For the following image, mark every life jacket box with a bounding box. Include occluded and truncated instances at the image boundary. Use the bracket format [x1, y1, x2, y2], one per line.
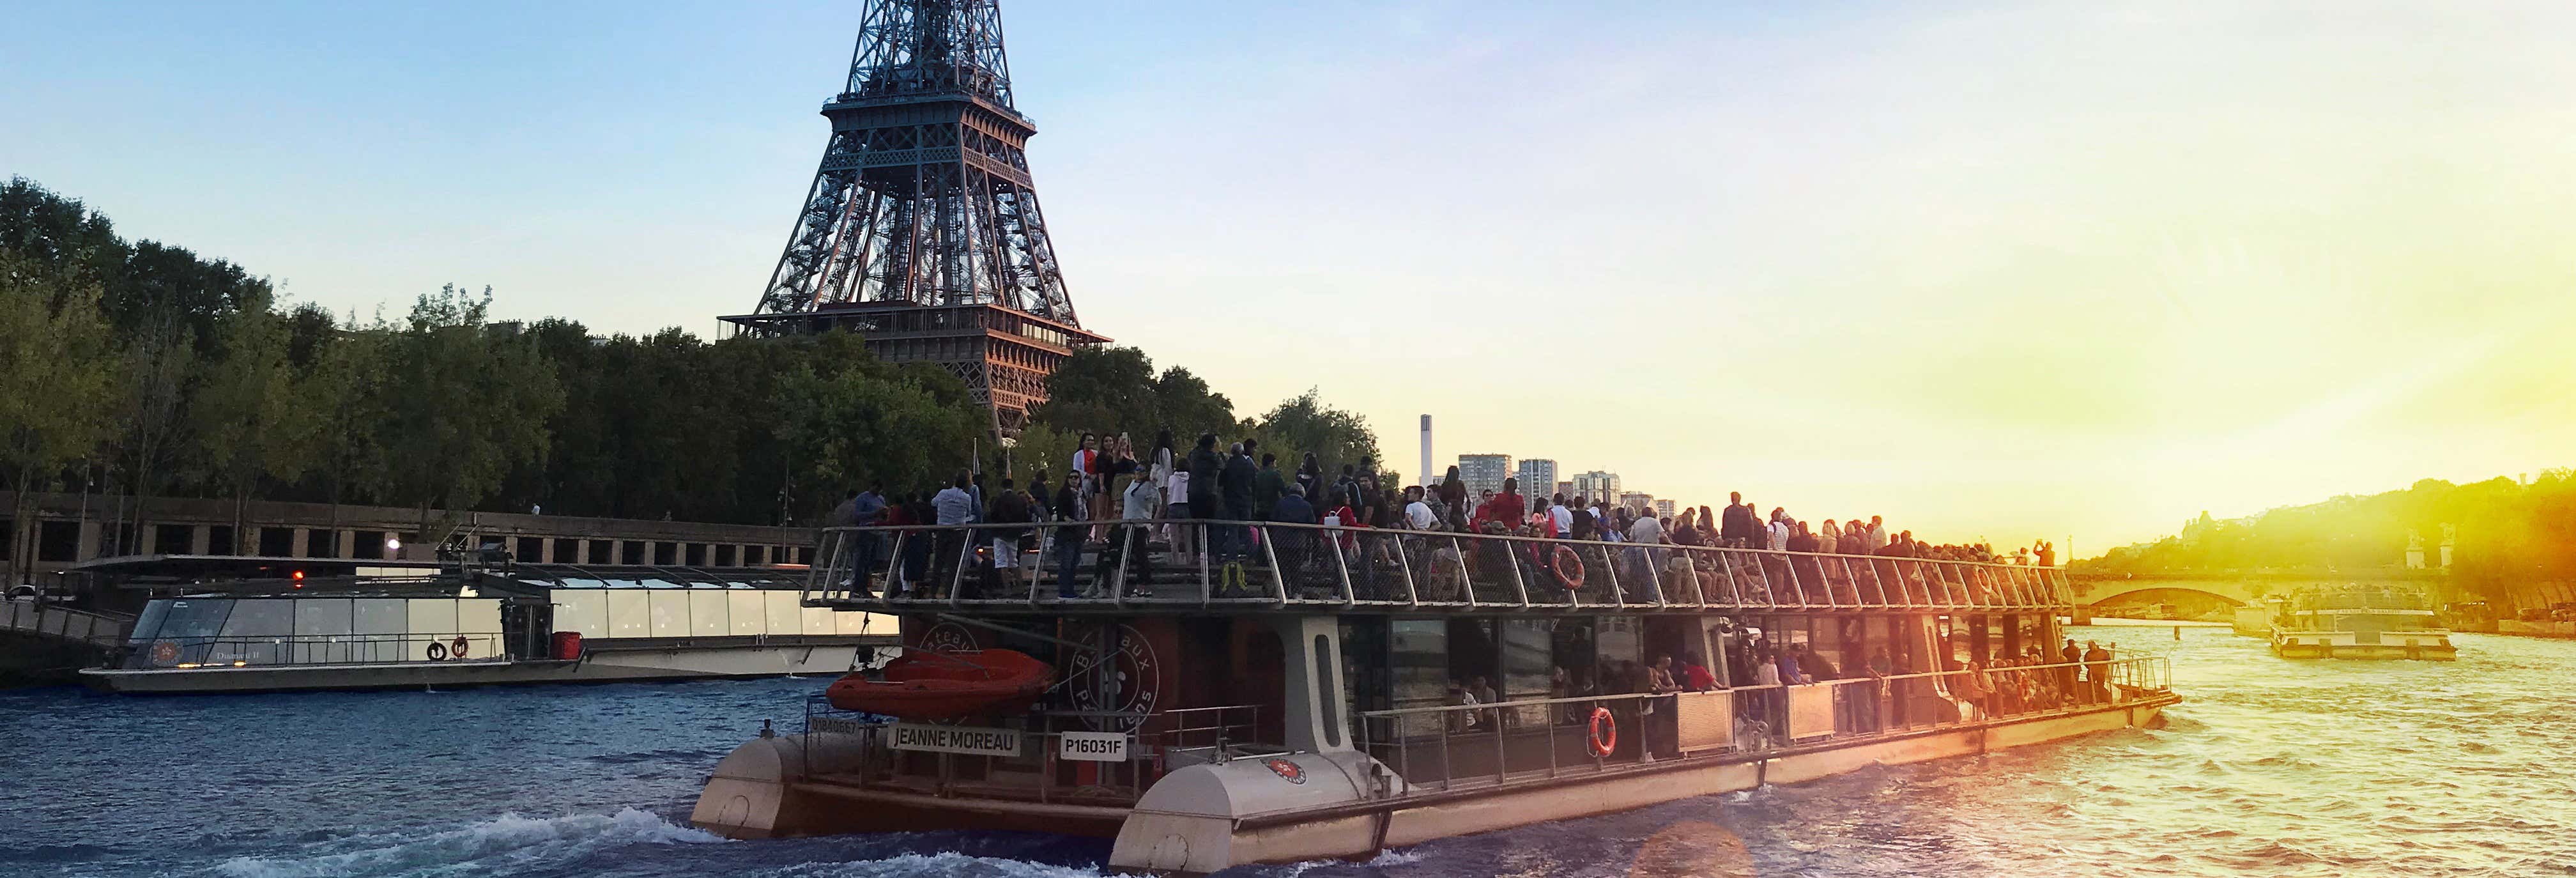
[552, 631, 584, 661]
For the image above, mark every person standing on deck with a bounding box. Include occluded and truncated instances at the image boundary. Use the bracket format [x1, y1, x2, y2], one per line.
[1752, 649, 1786, 741]
[1547, 495, 1574, 539]
[1254, 454, 1285, 526]
[1096, 474, 1160, 597]
[2084, 640, 2113, 702]
[1220, 442, 1259, 581]
[1490, 478, 1527, 532]
[981, 477, 1032, 596]
[2060, 638, 2085, 704]
[1052, 472, 1087, 597]
[929, 473, 976, 597]
[1721, 493, 1758, 548]
[1185, 435, 1224, 564]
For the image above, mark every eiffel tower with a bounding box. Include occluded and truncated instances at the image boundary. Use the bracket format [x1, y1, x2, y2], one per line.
[723, 0, 1106, 436]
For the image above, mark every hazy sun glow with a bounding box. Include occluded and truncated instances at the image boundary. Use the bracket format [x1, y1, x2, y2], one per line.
[6, 1, 2573, 551]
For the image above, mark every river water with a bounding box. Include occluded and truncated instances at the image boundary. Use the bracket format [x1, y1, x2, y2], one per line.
[4, 626, 2570, 878]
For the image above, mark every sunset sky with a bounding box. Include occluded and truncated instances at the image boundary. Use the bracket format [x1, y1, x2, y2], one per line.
[8, 1, 2573, 553]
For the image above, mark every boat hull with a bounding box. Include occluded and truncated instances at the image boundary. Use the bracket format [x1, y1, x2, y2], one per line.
[694, 694, 2177, 874]
[79, 643, 874, 693]
[2271, 631, 2456, 661]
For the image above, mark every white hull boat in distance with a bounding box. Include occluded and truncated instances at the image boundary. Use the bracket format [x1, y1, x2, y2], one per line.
[691, 518, 2182, 874]
[2267, 583, 2457, 661]
[63, 553, 898, 695]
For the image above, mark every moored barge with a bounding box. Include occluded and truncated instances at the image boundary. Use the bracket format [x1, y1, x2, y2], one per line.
[67, 551, 897, 693]
[692, 518, 2178, 873]
[2269, 583, 2457, 660]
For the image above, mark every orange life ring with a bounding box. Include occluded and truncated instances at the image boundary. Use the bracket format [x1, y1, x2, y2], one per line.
[149, 640, 181, 666]
[450, 636, 470, 659]
[1587, 705, 1617, 757]
[1552, 544, 1586, 590]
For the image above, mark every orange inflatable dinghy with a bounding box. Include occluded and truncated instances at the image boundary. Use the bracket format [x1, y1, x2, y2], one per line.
[824, 649, 1054, 720]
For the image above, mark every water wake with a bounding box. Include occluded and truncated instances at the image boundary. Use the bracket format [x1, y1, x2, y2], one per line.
[212, 808, 722, 878]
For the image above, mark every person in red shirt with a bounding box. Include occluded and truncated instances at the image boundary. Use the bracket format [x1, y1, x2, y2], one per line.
[1489, 478, 1527, 530]
[1680, 652, 1719, 691]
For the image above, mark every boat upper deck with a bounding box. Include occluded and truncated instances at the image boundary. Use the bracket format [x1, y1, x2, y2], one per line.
[803, 519, 2073, 615]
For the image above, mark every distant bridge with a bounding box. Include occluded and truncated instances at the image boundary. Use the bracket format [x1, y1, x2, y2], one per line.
[2066, 569, 2450, 620]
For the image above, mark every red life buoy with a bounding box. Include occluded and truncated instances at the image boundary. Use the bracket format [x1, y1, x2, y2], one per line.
[1588, 705, 1617, 757]
[1552, 545, 1586, 590]
[450, 636, 470, 659]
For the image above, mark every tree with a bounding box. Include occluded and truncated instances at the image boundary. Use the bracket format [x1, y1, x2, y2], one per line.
[0, 250, 121, 578]
[192, 288, 319, 552]
[1030, 346, 1236, 442]
[303, 315, 392, 521]
[375, 285, 564, 539]
[1247, 389, 1382, 480]
[773, 342, 981, 523]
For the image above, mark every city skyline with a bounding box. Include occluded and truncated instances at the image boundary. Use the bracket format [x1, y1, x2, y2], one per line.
[8, 2, 2575, 551]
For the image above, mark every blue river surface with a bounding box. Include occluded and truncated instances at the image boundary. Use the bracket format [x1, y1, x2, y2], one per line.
[4, 625, 2573, 878]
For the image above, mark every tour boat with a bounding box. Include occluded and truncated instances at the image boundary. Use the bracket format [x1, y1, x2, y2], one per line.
[66, 553, 897, 693]
[690, 518, 2179, 874]
[2269, 583, 2457, 660]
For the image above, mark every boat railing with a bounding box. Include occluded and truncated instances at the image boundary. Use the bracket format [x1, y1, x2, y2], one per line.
[803, 519, 2075, 614]
[1353, 656, 2172, 795]
[110, 630, 510, 669]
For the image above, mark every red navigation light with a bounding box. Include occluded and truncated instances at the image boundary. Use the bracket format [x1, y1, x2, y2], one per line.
[292, 570, 306, 588]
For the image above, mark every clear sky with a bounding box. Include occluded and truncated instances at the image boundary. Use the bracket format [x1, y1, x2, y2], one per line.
[8, 1, 2573, 554]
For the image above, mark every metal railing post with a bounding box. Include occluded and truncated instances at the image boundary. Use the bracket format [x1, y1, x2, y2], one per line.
[1260, 525, 1288, 606]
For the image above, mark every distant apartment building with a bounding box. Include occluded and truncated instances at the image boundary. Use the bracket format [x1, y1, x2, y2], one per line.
[1457, 454, 1513, 499]
[1654, 499, 1677, 519]
[1618, 491, 1656, 515]
[1515, 459, 1558, 499]
[1570, 470, 1621, 502]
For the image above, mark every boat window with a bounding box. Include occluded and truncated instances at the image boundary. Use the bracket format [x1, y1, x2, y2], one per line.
[126, 601, 174, 645]
[1314, 635, 1342, 748]
[1500, 620, 1554, 725]
[353, 599, 407, 662]
[689, 589, 730, 636]
[1390, 619, 1448, 736]
[159, 599, 234, 642]
[293, 598, 354, 664]
[1595, 615, 1642, 691]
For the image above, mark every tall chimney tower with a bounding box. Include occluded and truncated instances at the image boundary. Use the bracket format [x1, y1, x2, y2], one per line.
[1419, 415, 1433, 488]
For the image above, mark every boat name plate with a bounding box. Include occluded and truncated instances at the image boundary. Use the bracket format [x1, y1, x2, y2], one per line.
[890, 723, 1023, 757]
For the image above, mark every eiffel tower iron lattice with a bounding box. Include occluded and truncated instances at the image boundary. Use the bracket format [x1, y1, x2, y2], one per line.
[724, 0, 1105, 436]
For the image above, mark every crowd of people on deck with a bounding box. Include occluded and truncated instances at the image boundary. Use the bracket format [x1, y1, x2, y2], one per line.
[819, 429, 2060, 600]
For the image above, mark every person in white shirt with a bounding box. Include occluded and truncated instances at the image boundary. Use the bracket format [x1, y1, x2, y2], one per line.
[1547, 498, 1574, 537]
[1403, 486, 1438, 530]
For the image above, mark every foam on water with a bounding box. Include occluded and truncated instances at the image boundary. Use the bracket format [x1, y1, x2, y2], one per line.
[211, 809, 721, 878]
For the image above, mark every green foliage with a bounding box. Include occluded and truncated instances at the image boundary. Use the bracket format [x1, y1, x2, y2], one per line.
[2078, 473, 2576, 590]
[0, 249, 121, 496]
[1032, 346, 1237, 442]
[1245, 388, 1383, 479]
[0, 177, 1388, 534]
[193, 288, 320, 548]
[373, 285, 565, 518]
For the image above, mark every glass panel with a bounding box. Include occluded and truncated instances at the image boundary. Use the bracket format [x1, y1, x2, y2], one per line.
[689, 590, 729, 637]
[1595, 615, 1642, 691]
[553, 589, 607, 637]
[764, 590, 801, 635]
[728, 592, 763, 636]
[834, 610, 872, 635]
[210, 599, 291, 666]
[648, 590, 687, 637]
[293, 598, 354, 664]
[458, 599, 502, 659]
[126, 601, 174, 645]
[352, 599, 406, 662]
[608, 591, 650, 638]
[407, 599, 458, 661]
[1390, 619, 1448, 736]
